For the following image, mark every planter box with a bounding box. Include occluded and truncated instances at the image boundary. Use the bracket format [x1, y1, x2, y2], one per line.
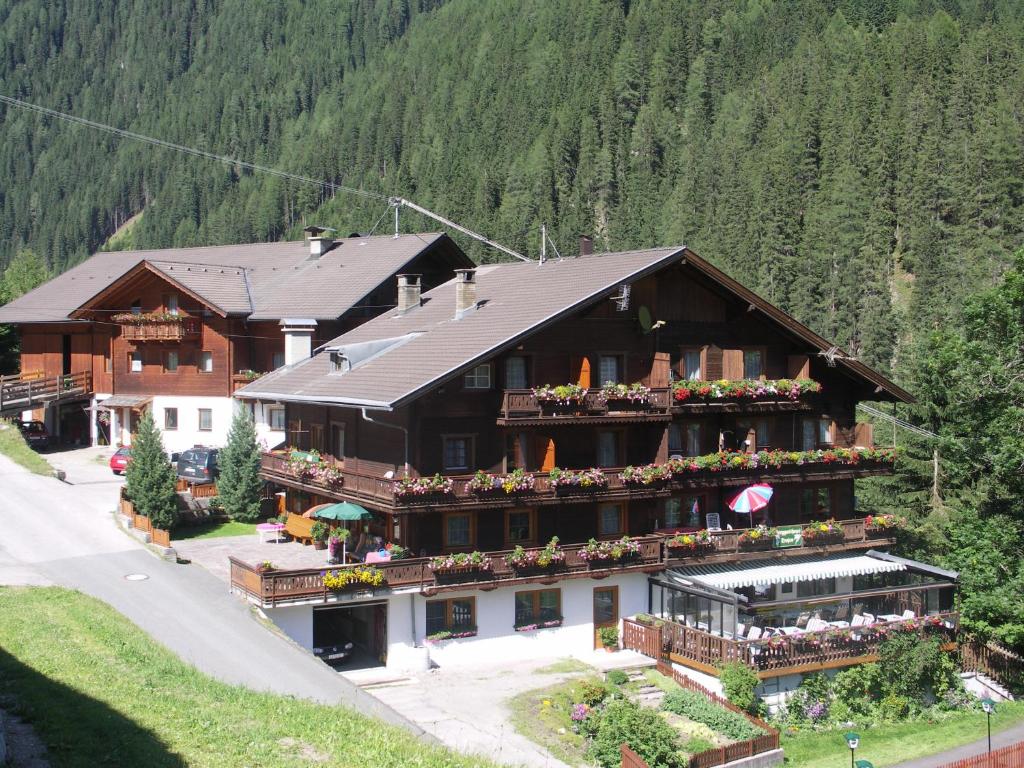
[432, 566, 492, 584]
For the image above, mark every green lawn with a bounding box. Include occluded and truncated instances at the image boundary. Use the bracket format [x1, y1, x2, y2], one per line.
[0, 420, 53, 475]
[171, 520, 258, 540]
[0, 587, 499, 768]
[781, 702, 1024, 767]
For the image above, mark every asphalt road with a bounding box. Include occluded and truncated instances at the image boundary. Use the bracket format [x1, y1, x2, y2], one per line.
[890, 721, 1024, 768]
[0, 446, 421, 734]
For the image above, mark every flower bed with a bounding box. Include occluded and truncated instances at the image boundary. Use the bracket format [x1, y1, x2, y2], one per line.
[428, 551, 492, 574]
[393, 473, 454, 498]
[322, 565, 385, 590]
[549, 467, 608, 489]
[466, 468, 535, 494]
[620, 463, 668, 486]
[801, 519, 844, 543]
[532, 383, 587, 405]
[598, 381, 652, 404]
[578, 536, 640, 563]
[865, 513, 907, 532]
[425, 627, 477, 643]
[665, 529, 713, 553]
[738, 525, 778, 547]
[505, 537, 565, 570]
[514, 618, 563, 632]
[672, 378, 822, 403]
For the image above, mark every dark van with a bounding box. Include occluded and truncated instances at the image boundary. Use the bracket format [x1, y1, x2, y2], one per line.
[176, 446, 219, 484]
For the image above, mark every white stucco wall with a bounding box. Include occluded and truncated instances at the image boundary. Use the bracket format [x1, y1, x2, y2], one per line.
[250, 399, 286, 451]
[269, 604, 314, 649]
[149, 395, 237, 453]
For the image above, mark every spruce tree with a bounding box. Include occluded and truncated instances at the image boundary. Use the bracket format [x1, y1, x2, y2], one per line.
[217, 409, 264, 522]
[124, 411, 179, 530]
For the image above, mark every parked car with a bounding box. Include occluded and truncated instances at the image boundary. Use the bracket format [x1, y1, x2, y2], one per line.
[312, 640, 355, 665]
[177, 447, 219, 484]
[17, 420, 50, 450]
[109, 446, 132, 474]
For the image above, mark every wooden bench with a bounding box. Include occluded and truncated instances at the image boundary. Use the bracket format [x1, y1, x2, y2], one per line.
[284, 512, 315, 545]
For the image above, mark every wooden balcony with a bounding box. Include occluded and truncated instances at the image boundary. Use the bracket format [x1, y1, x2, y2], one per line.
[229, 535, 665, 606]
[260, 449, 896, 511]
[498, 388, 674, 425]
[625, 613, 959, 679]
[231, 372, 265, 392]
[119, 317, 201, 342]
[0, 370, 92, 414]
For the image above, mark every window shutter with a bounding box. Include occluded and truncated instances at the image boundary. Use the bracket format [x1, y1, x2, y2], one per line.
[535, 436, 556, 472]
[649, 351, 671, 388]
[723, 349, 743, 379]
[704, 345, 724, 380]
[571, 355, 591, 388]
[787, 354, 810, 379]
[854, 421, 874, 448]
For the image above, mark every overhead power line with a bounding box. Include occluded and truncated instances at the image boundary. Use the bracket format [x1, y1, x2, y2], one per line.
[856, 402, 939, 440]
[0, 93, 387, 201]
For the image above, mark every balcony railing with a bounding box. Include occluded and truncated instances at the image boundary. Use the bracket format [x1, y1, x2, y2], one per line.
[260, 449, 895, 509]
[672, 518, 893, 561]
[119, 317, 201, 342]
[500, 388, 674, 422]
[630, 612, 959, 678]
[229, 536, 665, 606]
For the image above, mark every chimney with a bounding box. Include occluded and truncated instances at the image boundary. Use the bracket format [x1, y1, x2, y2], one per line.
[279, 318, 317, 365]
[396, 273, 422, 314]
[454, 269, 477, 317]
[579, 235, 594, 257]
[303, 225, 333, 258]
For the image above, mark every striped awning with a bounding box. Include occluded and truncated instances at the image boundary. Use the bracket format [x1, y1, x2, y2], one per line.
[672, 554, 906, 590]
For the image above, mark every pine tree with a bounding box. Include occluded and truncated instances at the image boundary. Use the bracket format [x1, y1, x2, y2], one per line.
[217, 409, 264, 522]
[124, 411, 179, 530]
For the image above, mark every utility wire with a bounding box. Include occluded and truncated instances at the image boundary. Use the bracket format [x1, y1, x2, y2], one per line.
[856, 403, 939, 440]
[0, 94, 387, 201]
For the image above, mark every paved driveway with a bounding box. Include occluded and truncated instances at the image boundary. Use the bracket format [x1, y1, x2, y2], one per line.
[0, 447, 418, 733]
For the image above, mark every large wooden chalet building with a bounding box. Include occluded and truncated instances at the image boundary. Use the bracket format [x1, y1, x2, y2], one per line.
[0, 231, 471, 452]
[235, 243, 958, 690]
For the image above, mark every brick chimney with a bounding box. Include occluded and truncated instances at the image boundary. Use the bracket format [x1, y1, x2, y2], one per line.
[579, 235, 594, 256]
[396, 274, 421, 314]
[454, 269, 477, 318]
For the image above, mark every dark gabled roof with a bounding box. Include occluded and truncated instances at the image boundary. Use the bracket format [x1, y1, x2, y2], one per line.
[0, 233, 467, 323]
[238, 245, 913, 408]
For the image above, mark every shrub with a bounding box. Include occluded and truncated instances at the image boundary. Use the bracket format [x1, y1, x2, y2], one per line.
[878, 634, 961, 704]
[216, 410, 263, 521]
[661, 689, 764, 741]
[577, 680, 609, 707]
[310, 521, 329, 541]
[598, 626, 619, 648]
[719, 661, 761, 715]
[606, 669, 628, 686]
[878, 693, 911, 721]
[124, 411, 178, 529]
[589, 699, 684, 768]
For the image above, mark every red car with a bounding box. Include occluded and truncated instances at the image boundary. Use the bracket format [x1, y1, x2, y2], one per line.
[109, 447, 132, 475]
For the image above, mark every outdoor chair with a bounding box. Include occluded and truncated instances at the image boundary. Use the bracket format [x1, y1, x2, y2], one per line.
[795, 612, 811, 629]
[746, 626, 763, 640]
[902, 610, 915, 620]
[833, 603, 850, 622]
[851, 614, 866, 628]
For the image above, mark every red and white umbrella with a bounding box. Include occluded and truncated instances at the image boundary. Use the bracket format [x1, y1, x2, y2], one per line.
[728, 484, 774, 517]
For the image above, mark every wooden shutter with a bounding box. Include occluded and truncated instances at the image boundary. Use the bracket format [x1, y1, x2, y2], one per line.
[787, 354, 810, 379]
[704, 345, 723, 380]
[854, 422, 874, 448]
[534, 435, 556, 472]
[723, 349, 744, 379]
[571, 355, 591, 388]
[649, 352, 671, 388]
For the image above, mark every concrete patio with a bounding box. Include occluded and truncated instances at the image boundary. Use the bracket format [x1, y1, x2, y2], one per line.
[174, 532, 341, 584]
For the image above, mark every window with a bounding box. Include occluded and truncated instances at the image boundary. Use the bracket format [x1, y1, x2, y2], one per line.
[444, 512, 473, 548]
[667, 424, 683, 456]
[802, 417, 831, 450]
[686, 423, 702, 456]
[515, 589, 561, 626]
[165, 294, 179, 316]
[164, 408, 178, 430]
[442, 436, 472, 470]
[738, 419, 770, 450]
[164, 350, 178, 372]
[800, 487, 833, 520]
[682, 349, 702, 381]
[268, 407, 286, 431]
[331, 423, 345, 460]
[743, 349, 764, 379]
[103, 353, 112, 374]
[681, 494, 704, 528]
[662, 498, 682, 529]
[129, 351, 142, 373]
[130, 300, 142, 315]
[426, 597, 476, 636]
[797, 577, 836, 598]
[272, 351, 285, 369]
[505, 432, 529, 471]
[464, 364, 491, 389]
[309, 424, 324, 453]
[199, 351, 213, 373]
[505, 509, 535, 545]
[504, 356, 528, 389]
[598, 354, 621, 385]
[596, 431, 618, 467]
[598, 504, 624, 537]
[198, 408, 213, 432]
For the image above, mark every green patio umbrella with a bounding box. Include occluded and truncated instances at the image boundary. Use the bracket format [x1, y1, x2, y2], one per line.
[313, 502, 372, 563]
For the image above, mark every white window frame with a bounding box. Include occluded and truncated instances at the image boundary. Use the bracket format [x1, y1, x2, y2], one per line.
[199, 351, 213, 373]
[268, 407, 286, 431]
[198, 408, 213, 432]
[464, 364, 492, 390]
[129, 351, 143, 373]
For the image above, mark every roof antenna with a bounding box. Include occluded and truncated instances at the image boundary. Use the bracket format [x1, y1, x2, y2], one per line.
[540, 224, 546, 265]
[393, 203, 400, 239]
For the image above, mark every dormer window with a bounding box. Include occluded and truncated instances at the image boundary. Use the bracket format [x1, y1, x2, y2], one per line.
[166, 294, 179, 316]
[329, 351, 350, 373]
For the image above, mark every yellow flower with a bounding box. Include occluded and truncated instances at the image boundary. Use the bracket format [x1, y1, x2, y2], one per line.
[542, 699, 551, 707]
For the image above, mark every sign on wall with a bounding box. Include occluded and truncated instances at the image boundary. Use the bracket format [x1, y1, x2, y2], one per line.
[775, 525, 803, 548]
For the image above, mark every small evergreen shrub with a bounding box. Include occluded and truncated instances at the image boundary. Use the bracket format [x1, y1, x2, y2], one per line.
[124, 411, 178, 529]
[661, 689, 764, 740]
[606, 669, 628, 686]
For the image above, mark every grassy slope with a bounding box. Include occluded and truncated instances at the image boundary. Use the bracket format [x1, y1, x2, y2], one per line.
[0, 421, 52, 475]
[781, 702, 1024, 768]
[0, 587, 497, 768]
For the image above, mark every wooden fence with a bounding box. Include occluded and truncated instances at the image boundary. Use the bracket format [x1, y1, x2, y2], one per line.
[938, 740, 1024, 768]
[961, 639, 1024, 694]
[655, 660, 780, 768]
[620, 744, 649, 768]
[175, 478, 218, 498]
[622, 618, 664, 658]
[127, 512, 172, 548]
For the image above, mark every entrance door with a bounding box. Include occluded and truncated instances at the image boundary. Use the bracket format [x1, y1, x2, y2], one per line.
[593, 586, 619, 648]
[62, 334, 72, 375]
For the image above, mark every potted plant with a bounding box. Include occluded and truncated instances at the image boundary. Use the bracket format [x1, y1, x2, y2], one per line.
[310, 521, 329, 550]
[598, 626, 619, 651]
[865, 513, 906, 533]
[322, 565, 385, 591]
[429, 551, 492, 582]
[255, 560, 276, 574]
[532, 383, 587, 407]
[327, 528, 350, 563]
[385, 543, 409, 560]
[620, 463, 668, 486]
[393, 473, 454, 499]
[548, 467, 609, 491]
[598, 381, 652, 406]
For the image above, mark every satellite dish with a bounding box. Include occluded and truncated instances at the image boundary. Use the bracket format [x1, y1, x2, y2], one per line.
[638, 305, 653, 334]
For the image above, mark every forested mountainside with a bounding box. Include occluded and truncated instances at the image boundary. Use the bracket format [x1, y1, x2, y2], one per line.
[2, 1, 1024, 645]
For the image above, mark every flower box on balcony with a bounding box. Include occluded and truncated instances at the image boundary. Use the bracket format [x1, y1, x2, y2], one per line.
[865, 513, 906, 534]
[505, 537, 565, 573]
[514, 618, 563, 632]
[665, 530, 714, 555]
[671, 378, 822, 403]
[322, 566, 385, 591]
[466, 468, 535, 495]
[393, 473, 454, 500]
[801, 519, 844, 544]
[533, 383, 587, 407]
[621, 463, 668, 487]
[429, 552, 492, 582]
[579, 536, 640, 566]
[549, 467, 608, 492]
[599, 381, 652, 408]
[737, 525, 778, 549]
